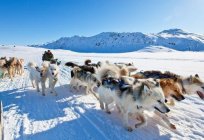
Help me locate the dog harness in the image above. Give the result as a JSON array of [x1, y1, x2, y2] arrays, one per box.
[[102, 78, 127, 90], [102, 78, 144, 110]]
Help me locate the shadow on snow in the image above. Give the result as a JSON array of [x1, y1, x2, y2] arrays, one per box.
[[0, 84, 172, 140]]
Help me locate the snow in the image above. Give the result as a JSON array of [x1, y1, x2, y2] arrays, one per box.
[[32, 29, 204, 53], [0, 46, 204, 140], [137, 46, 177, 53]]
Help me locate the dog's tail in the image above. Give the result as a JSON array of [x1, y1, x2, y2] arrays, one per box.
[[20, 58, 24, 63], [42, 61, 50, 68], [65, 62, 79, 68], [84, 59, 91, 65], [27, 62, 37, 69], [96, 63, 119, 81]]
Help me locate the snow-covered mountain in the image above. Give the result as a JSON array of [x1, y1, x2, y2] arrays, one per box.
[[37, 29, 204, 53]]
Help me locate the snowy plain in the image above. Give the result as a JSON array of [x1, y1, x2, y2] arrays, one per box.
[[0, 45, 204, 140]]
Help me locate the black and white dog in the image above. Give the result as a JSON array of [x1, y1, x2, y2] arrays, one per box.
[[70, 67, 101, 99], [99, 76, 170, 132]]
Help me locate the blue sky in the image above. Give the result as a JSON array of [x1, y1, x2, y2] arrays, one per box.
[[0, 0, 204, 45]]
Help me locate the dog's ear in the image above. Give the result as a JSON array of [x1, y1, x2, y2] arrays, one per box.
[[189, 75, 193, 83], [57, 61, 61, 66], [153, 79, 160, 87], [173, 77, 179, 82], [71, 70, 74, 78], [127, 62, 133, 66], [143, 84, 151, 95], [35, 66, 40, 72], [195, 74, 199, 78], [160, 80, 167, 86], [91, 67, 95, 73], [155, 81, 160, 87], [98, 61, 103, 67]]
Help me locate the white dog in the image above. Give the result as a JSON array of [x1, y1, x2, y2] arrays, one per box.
[[27, 62, 48, 96], [47, 63, 60, 96]]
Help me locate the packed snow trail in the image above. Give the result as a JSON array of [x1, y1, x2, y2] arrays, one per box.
[[0, 46, 204, 140]]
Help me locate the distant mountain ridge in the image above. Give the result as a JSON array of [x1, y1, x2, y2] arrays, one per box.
[[35, 29, 204, 53]]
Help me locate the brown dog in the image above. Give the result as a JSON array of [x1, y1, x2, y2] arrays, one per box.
[[131, 74, 185, 105], [2, 57, 17, 80], [132, 71, 204, 100], [160, 78, 185, 106], [16, 58, 24, 75]]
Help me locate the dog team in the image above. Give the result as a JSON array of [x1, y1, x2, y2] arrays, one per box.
[[0, 57, 24, 80], [1, 56, 204, 132], [66, 59, 204, 132]]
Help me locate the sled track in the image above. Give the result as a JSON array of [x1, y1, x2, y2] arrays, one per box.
[[57, 75, 110, 140], [57, 66, 176, 140]]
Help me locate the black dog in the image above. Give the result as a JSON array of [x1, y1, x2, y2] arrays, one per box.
[[65, 61, 96, 74]]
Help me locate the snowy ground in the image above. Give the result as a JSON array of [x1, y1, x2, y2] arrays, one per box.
[[0, 46, 204, 140]]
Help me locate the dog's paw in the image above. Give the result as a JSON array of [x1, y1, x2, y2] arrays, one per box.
[[126, 126, 133, 132], [170, 124, 176, 130], [135, 123, 144, 128], [167, 99, 175, 106], [100, 105, 104, 110], [106, 110, 111, 114], [135, 124, 138, 128]]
